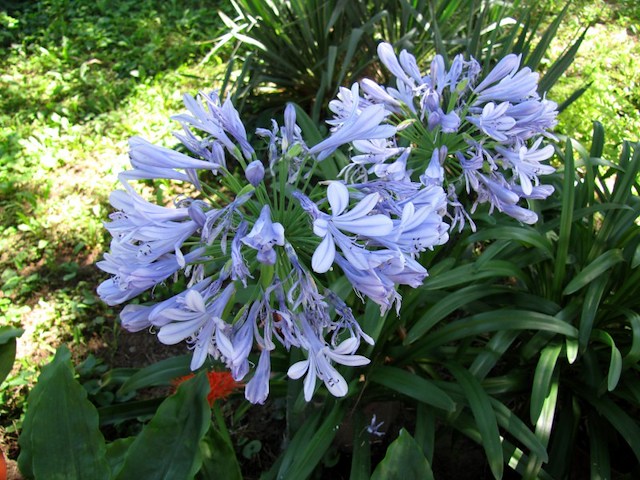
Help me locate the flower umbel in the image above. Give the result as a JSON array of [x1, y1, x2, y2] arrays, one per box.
[[98, 43, 556, 403]]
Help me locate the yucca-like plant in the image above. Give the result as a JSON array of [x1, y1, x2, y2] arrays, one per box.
[[217, 0, 587, 127]]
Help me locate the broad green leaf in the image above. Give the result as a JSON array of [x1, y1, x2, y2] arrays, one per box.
[[115, 372, 211, 480], [370, 429, 434, 480], [369, 366, 456, 412], [18, 346, 109, 480], [530, 343, 562, 424], [0, 338, 17, 386], [275, 403, 344, 480], [562, 249, 623, 296], [197, 422, 242, 480], [448, 363, 503, 479], [0, 326, 24, 344], [118, 354, 192, 394], [106, 437, 135, 476]]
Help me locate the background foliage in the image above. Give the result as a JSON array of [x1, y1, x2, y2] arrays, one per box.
[[1, 0, 639, 478]]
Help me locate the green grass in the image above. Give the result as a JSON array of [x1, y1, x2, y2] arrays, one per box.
[[0, 0, 233, 456], [543, 0, 640, 159]]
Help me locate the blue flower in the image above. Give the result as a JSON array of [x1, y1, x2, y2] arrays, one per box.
[[309, 85, 396, 161], [241, 205, 285, 265], [309, 182, 393, 273], [245, 349, 271, 404], [156, 283, 236, 370]]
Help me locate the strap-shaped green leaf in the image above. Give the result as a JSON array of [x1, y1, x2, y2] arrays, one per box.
[[491, 398, 548, 463], [405, 285, 508, 344], [524, 370, 559, 480], [448, 363, 503, 479], [98, 398, 164, 426], [563, 249, 623, 296], [422, 260, 525, 290], [578, 275, 609, 350], [575, 384, 640, 462], [370, 366, 456, 412], [552, 139, 575, 297], [410, 309, 577, 357], [349, 410, 371, 480], [538, 26, 588, 95], [275, 402, 344, 480], [530, 343, 562, 425], [623, 312, 640, 368], [18, 346, 110, 480], [468, 226, 554, 258], [469, 330, 521, 380], [588, 412, 612, 480], [524, 2, 569, 70], [592, 329, 623, 391], [371, 429, 435, 480], [115, 372, 211, 480]]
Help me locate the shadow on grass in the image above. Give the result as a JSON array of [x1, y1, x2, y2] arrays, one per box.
[[0, 0, 228, 126]]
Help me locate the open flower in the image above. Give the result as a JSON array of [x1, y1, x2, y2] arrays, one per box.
[[310, 182, 393, 273], [241, 205, 285, 265]]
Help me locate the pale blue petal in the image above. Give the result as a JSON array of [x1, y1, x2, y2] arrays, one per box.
[[158, 318, 203, 345], [312, 235, 336, 273], [327, 182, 349, 215]]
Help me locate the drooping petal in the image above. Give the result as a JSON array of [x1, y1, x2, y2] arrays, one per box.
[[327, 182, 350, 216], [287, 360, 310, 380], [158, 317, 203, 345], [312, 234, 336, 273]]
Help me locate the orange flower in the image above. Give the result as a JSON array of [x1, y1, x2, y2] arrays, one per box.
[[172, 370, 239, 407]]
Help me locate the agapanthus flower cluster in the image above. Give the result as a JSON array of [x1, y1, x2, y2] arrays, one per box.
[[98, 43, 557, 404], [312, 42, 558, 230]]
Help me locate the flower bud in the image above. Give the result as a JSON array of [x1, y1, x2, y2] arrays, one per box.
[[245, 160, 265, 186]]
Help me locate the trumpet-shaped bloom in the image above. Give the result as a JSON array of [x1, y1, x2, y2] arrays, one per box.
[[310, 85, 396, 161], [309, 182, 393, 273], [241, 205, 285, 265], [287, 315, 369, 401], [156, 283, 236, 370], [495, 139, 555, 195]]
